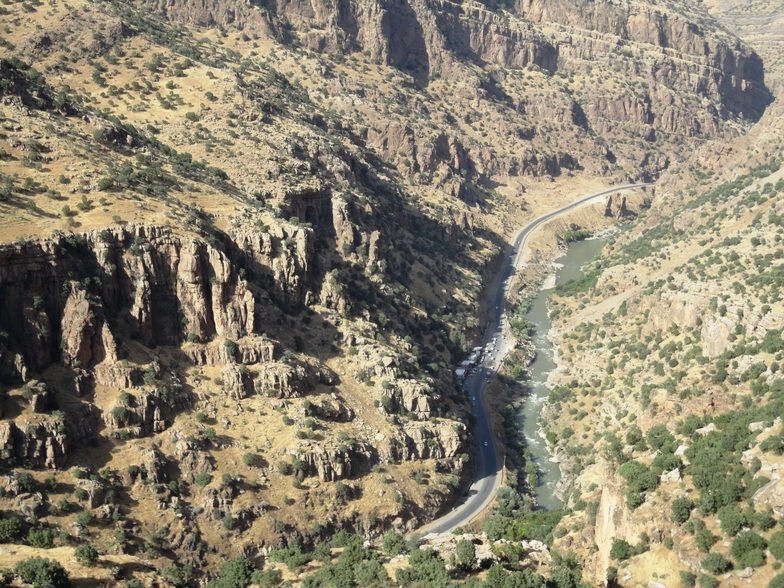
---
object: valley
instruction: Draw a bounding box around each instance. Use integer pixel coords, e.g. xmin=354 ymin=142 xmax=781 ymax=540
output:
xmin=0 ymin=0 xmax=781 ymax=585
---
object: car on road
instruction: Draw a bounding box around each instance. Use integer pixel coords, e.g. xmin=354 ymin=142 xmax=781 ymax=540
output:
xmin=483 ymin=441 xmax=488 ymax=447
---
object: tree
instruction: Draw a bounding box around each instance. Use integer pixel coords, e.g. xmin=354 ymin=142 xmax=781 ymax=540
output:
xmin=646 ymin=424 xmax=674 ymax=450
xmin=213 ymin=556 xmax=255 ymax=588
xmin=610 ymin=539 xmax=634 ymax=562
xmin=395 ymin=548 xmax=449 ymax=587
xmin=730 ymin=531 xmax=767 ymax=568
xmin=27 ymin=529 xmax=55 ymax=549
xmin=769 ymin=531 xmax=784 ymax=561
xmin=679 ymin=570 xmax=697 ymax=587
xmin=455 ymin=539 xmax=476 ymax=570
xmin=14 ymin=557 xmax=70 ymax=588
xmin=717 ymin=505 xmax=746 ymax=537
xmin=250 ymin=569 xmax=282 ymax=588
xmin=0 ymin=517 xmax=21 ymax=542
xmin=695 ymin=529 xmax=716 ymax=553
xmin=382 ymin=531 xmax=406 ymax=556
xmin=701 ymin=553 xmax=731 ymax=575
xmin=75 ymin=544 xmax=99 ymax=567
xmin=672 ymin=497 xmax=694 ymax=524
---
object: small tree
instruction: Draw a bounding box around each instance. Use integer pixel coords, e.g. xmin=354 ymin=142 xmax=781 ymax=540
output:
xmin=214 ymin=556 xmax=255 ymax=588
xmin=455 ymin=539 xmax=476 ymax=570
xmin=75 ymin=543 xmax=99 ymax=567
xmin=610 ymin=539 xmax=634 ymax=561
xmin=27 ymin=528 xmax=55 ymax=549
xmin=679 ymin=570 xmax=697 ymax=588
xmin=701 ymin=552 xmax=731 ymax=575
xmin=769 ymin=531 xmax=784 ymax=561
xmin=382 ymin=531 xmax=406 ymax=556
xmin=14 ymin=557 xmax=70 ymax=588
xmin=671 ymin=497 xmax=694 ymax=523
xmin=0 ymin=517 xmax=21 ymax=542
xmin=730 ymin=531 xmax=767 ymax=568
xmin=717 ymin=505 xmax=746 ymax=537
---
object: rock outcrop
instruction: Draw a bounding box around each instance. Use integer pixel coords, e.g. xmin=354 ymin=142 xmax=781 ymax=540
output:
xmin=0 ymin=419 xmax=68 ymax=469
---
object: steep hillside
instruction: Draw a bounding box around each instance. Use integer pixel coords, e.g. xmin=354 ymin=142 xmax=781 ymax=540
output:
xmin=535 ymin=1 xmax=784 ymax=585
xmin=0 ymin=0 xmax=775 ymax=583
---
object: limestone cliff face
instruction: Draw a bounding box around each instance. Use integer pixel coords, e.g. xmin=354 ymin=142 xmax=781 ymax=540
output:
xmin=135 ymin=0 xmax=770 ymax=142
xmin=0 ymin=223 xmax=322 ymax=460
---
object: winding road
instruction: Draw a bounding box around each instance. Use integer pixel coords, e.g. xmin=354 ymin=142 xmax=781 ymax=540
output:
xmin=419 ymin=184 xmax=651 ymax=534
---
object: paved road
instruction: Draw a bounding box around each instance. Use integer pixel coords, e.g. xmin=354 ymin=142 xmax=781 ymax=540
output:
xmin=419 ymin=183 xmax=650 ymax=534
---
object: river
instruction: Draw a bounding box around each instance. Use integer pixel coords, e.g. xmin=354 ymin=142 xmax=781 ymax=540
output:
xmin=516 ymin=237 xmax=607 ymax=510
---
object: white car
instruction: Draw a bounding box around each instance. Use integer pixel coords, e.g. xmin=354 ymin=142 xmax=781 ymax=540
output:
xmin=483 ymin=441 xmax=488 ymax=447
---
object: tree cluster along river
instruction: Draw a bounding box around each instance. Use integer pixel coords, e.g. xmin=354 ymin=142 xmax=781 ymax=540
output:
xmin=517 ymin=237 xmax=608 ymax=511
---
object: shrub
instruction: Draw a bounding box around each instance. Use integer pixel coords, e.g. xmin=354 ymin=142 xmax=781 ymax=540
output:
xmin=717 ymin=505 xmax=746 ymax=537
xmin=646 ymin=424 xmax=675 ymax=449
xmin=14 ymin=557 xmax=70 ymax=588
xmin=672 ymin=497 xmax=694 ymax=523
xmin=250 ymin=569 xmax=282 ymax=587
xmin=17 ymin=472 xmax=35 ymax=493
xmin=27 ymin=529 xmax=55 ymax=549
xmin=455 ymin=539 xmax=476 ymax=570
xmin=75 ymin=543 xmax=99 ymax=567
xmin=769 ymin=531 xmax=784 ymax=561
xmin=695 ymin=528 xmax=717 ymax=553
xmin=382 ymin=531 xmax=406 ymax=556
xmin=731 ymin=531 xmax=767 ymax=568
xmin=213 ymin=556 xmax=255 ymax=588
xmin=610 ymin=539 xmax=634 ymax=561
xmin=76 ymin=510 xmax=94 ymax=527
xmin=770 ymin=574 xmax=784 ymax=588
xmin=701 ymin=553 xmax=731 ymax=575
xmin=679 ymin=570 xmax=697 ymax=587
xmin=194 ymin=472 xmax=212 ymax=487
xmin=0 ymin=517 xmax=21 ymax=542
xmin=698 ymin=574 xmax=718 ymax=588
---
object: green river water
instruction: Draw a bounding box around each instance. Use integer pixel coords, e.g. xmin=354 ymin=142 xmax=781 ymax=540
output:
xmin=517 ymin=237 xmax=607 ymax=510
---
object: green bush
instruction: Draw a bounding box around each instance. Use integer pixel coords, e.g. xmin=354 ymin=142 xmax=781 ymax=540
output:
xmin=212 ymin=556 xmax=255 ymax=588
xmin=382 ymin=531 xmax=406 ymax=556
xmin=679 ymin=570 xmax=697 ymax=587
xmin=455 ymin=539 xmax=476 ymax=570
xmin=698 ymin=574 xmax=718 ymax=588
xmin=250 ymin=569 xmax=282 ymax=587
xmin=731 ymin=531 xmax=767 ymax=568
xmin=76 ymin=510 xmax=93 ymax=527
xmin=194 ymin=472 xmax=213 ymax=487
xmin=717 ymin=505 xmax=746 ymax=537
xmin=27 ymin=529 xmax=55 ymax=549
xmin=770 ymin=574 xmax=784 ymax=588
xmin=646 ymin=424 xmax=675 ymax=450
xmin=672 ymin=497 xmax=694 ymax=523
xmin=610 ymin=539 xmax=633 ymax=561
xmin=17 ymin=472 xmax=36 ymax=493
xmin=14 ymin=557 xmax=70 ymax=588
xmin=769 ymin=531 xmax=784 ymax=561
xmin=75 ymin=543 xmax=99 ymax=567
xmin=695 ymin=528 xmax=717 ymax=553
xmin=0 ymin=517 xmax=21 ymax=542
xmin=701 ymin=552 xmax=731 ymax=575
